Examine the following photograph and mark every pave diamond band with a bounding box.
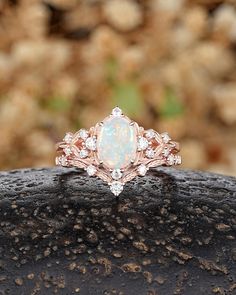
[56,107,181,196]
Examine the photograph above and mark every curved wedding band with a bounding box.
[56,107,181,196]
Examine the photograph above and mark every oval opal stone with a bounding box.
[97,116,137,169]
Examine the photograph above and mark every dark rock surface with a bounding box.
[0,167,235,295]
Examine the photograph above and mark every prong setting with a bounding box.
[111,107,123,117]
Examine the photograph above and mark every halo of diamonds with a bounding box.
[56,107,181,196]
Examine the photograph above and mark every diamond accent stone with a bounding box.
[145,148,155,158]
[163,148,170,157]
[110,181,123,196]
[85,137,97,150]
[64,146,72,156]
[111,107,122,117]
[55,157,60,165]
[162,132,171,143]
[145,129,155,139]
[175,155,182,165]
[56,155,68,166]
[138,164,148,176]
[79,149,89,159]
[86,165,97,176]
[64,133,73,144]
[111,169,122,180]
[167,154,175,165]
[79,129,89,140]
[138,137,149,151]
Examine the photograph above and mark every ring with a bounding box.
[55,107,181,196]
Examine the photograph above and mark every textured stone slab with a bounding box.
[0,167,235,295]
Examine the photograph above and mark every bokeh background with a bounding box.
[0,0,236,175]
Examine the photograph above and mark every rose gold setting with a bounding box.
[55,107,181,196]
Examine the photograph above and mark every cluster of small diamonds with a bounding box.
[166,154,182,165]
[55,133,74,167]
[161,133,181,166]
[55,129,98,177]
[135,130,181,176]
[55,155,68,166]
[110,169,124,196]
[135,129,157,177]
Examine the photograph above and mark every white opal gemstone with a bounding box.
[97,116,137,169]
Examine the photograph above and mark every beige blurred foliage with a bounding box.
[0,0,236,176]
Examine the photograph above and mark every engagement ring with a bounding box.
[56,107,181,196]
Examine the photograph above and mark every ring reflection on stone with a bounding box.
[55,107,181,196]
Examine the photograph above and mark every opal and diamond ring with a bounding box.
[56,107,181,196]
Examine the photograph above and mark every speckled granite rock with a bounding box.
[0,167,235,295]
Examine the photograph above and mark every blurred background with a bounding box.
[0,0,236,175]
